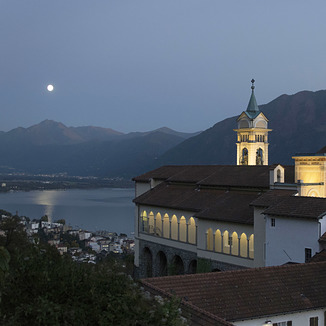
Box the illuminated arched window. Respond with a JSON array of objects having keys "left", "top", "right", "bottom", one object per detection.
[
  {"left": 308, "top": 189, "right": 319, "bottom": 197},
  {"left": 241, "top": 148, "right": 248, "bottom": 165},
  {"left": 155, "top": 213, "right": 162, "bottom": 237},
  {"left": 223, "top": 230, "right": 230, "bottom": 254},
  {"left": 148, "top": 211, "right": 154, "bottom": 234},
  {"left": 240, "top": 233, "right": 248, "bottom": 257},
  {"left": 141, "top": 211, "right": 148, "bottom": 232},
  {"left": 179, "top": 216, "right": 187, "bottom": 242},
  {"left": 207, "top": 228, "right": 213, "bottom": 251},
  {"left": 231, "top": 232, "right": 239, "bottom": 256},
  {"left": 256, "top": 148, "right": 263, "bottom": 165},
  {"left": 249, "top": 234, "right": 254, "bottom": 259},
  {"left": 188, "top": 217, "right": 196, "bottom": 244},
  {"left": 163, "top": 214, "right": 170, "bottom": 238},
  {"left": 215, "top": 229, "right": 222, "bottom": 252},
  {"left": 171, "top": 215, "right": 178, "bottom": 240}
]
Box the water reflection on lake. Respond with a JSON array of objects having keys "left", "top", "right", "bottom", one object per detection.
[{"left": 0, "top": 188, "right": 135, "bottom": 235}]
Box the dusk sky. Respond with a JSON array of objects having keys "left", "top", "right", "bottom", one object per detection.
[{"left": 1, "top": 1, "right": 326, "bottom": 133}]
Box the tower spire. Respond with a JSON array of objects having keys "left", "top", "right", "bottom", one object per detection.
[
  {"left": 246, "top": 79, "right": 260, "bottom": 117},
  {"left": 235, "top": 80, "right": 271, "bottom": 166}
]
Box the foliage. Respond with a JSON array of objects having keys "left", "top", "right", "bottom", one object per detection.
[
  {"left": 55, "top": 218, "right": 66, "bottom": 225},
  {"left": 0, "top": 217, "right": 187, "bottom": 325},
  {"left": 40, "top": 215, "right": 49, "bottom": 222},
  {"left": 196, "top": 258, "right": 211, "bottom": 273}
]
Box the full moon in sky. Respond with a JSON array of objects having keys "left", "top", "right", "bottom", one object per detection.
[{"left": 47, "top": 84, "right": 54, "bottom": 92}]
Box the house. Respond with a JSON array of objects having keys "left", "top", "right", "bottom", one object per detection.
[
  {"left": 141, "top": 261, "right": 326, "bottom": 326},
  {"left": 133, "top": 81, "right": 326, "bottom": 278}
]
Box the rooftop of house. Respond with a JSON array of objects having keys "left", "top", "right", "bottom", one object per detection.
[
  {"left": 262, "top": 195, "right": 326, "bottom": 220},
  {"left": 141, "top": 261, "right": 326, "bottom": 323},
  {"left": 250, "top": 189, "right": 298, "bottom": 208},
  {"left": 133, "top": 165, "right": 296, "bottom": 224},
  {"left": 134, "top": 183, "right": 259, "bottom": 224},
  {"left": 133, "top": 165, "right": 294, "bottom": 188}
]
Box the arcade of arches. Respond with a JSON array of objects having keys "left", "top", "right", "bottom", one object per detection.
[
  {"left": 206, "top": 229, "right": 254, "bottom": 259},
  {"left": 140, "top": 210, "right": 254, "bottom": 260},
  {"left": 141, "top": 246, "right": 197, "bottom": 278},
  {"left": 140, "top": 210, "right": 197, "bottom": 245}
]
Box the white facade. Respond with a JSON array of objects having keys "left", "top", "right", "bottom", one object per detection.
[{"left": 235, "top": 309, "right": 325, "bottom": 326}]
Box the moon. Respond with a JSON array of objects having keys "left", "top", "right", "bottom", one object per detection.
[{"left": 47, "top": 84, "right": 54, "bottom": 92}]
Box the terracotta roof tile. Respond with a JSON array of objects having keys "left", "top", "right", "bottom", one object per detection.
[
  {"left": 141, "top": 262, "right": 326, "bottom": 322},
  {"left": 263, "top": 196, "right": 326, "bottom": 219},
  {"left": 133, "top": 165, "right": 294, "bottom": 188},
  {"left": 134, "top": 183, "right": 261, "bottom": 224},
  {"left": 250, "top": 189, "right": 297, "bottom": 208},
  {"left": 310, "top": 250, "right": 326, "bottom": 262},
  {"left": 319, "top": 232, "right": 326, "bottom": 243}
]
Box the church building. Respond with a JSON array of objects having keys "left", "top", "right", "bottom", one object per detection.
[{"left": 132, "top": 81, "right": 326, "bottom": 279}]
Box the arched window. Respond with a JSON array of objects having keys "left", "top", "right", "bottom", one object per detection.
[
  {"left": 277, "top": 169, "right": 281, "bottom": 183},
  {"left": 188, "top": 260, "right": 197, "bottom": 274},
  {"left": 179, "top": 216, "right": 187, "bottom": 242},
  {"left": 155, "top": 213, "right": 162, "bottom": 237},
  {"left": 157, "top": 251, "right": 168, "bottom": 276},
  {"left": 256, "top": 148, "right": 263, "bottom": 165},
  {"left": 148, "top": 211, "right": 154, "bottom": 234},
  {"left": 171, "top": 255, "right": 184, "bottom": 275},
  {"left": 171, "top": 215, "right": 178, "bottom": 240},
  {"left": 308, "top": 189, "right": 319, "bottom": 197},
  {"left": 188, "top": 217, "right": 196, "bottom": 244},
  {"left": 215, "top": 229, "right": 222, "bottom": 252},
  {"left": 231, "top": 232, "right": 239, "bottom": 256},
  {"left": 141, "top": 211, "right": 148, "bottom": 232},
  {"left": 240, "top": 233, "right": 248, "bottom": 257},
  {"left": 223, "top": 230, "right": 230, "bottom": 254},
  {"left": 163, "top": 214, "right": 170, "bottom": 238},
  {"left": 241, "top": 148, "right": 248, "bottom": 165},
  {"left": 249, "top": 234, "right": 254, "bottom": 259},
  {"left": 143, "top": 247, "right": 153, "bottom": 278},
  {"left": 207, "top": 228, "right": 213, "bottom": 251}
]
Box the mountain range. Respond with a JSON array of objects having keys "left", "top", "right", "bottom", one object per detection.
[{"left": 0, "top": 89, "right": 325, "bottom": 178}]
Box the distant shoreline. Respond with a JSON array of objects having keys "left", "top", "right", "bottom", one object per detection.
[{"left": 0, "top": 174, "right": 133, "bottom": 192}]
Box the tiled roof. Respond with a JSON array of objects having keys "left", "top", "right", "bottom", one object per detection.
[
  {"left": 132, "top": 166, "right": 185, "bottom": 182},
  {"left": 141, "top": 262, "right": 326, "bottom": 322},
  {"left": 133, "top": 165, "right": 294, "bottom": 188},
  {"left": 262, "top": 196, "right": 326, "bottom": 219},
  {"left": 316, "top": 145, "right": 326, "bottom": 154},
  {"left": 319, "top": 232, "right": 326, "bottom": 243},
  {"left": 134, "top": 183, "right": 260, "bottom": 224},
  {"left": 250, "top": 189, "right": 297, "bottom": 208},
  {"left": 310, "top": 250, "right": 326, "bottom": 262}
]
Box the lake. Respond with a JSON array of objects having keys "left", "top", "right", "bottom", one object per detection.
[{"left": 0, "top": 188, "right": 135, "bottom": 236}]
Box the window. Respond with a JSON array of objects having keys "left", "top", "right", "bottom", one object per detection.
[
  {"left": 271, "top": 218, "right": 275, "bottom": 227},
  {"left": 305, "top": 248, "right": 312, "bottom": 263},
  {"left": 272, "top": 322, "right": 292, "bottom": 326},
  {"left": 309, "top": 316, "right": 318, "bottom": 326},
  {"left": 241, "top": 148, "right": 248, "bottom": 165},
  {"left": 256, "top": 148, "right": 263, "bottom": 165}
]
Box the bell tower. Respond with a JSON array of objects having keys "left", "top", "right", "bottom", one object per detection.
[{"left": 234, "top": 80, "right": 271, "bottom": 166}]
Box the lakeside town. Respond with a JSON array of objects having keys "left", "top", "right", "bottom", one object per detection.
[{"left": 0, "top": 210, "right": 135, "bottom": 264}]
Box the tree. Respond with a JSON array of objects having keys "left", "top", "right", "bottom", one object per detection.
[
  {"left": 55, "top": 219, "right": 65, "bottom": 225},
  {"left": 40, "top": 215, "right": 48, "bottom": 222},
  {"left": 0, "top": 217, "right": 187, "bottom": 325}
]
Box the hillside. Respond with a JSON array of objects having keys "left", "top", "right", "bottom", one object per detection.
[
  {"left": 155, "top": 90, "right": 326, "bottom": 167},
  {"left": 0, "top": 123, "right": 193, "bottom": 177},
  {"left": 0, "top": 89, "right": 325, "bottom": 178}
]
